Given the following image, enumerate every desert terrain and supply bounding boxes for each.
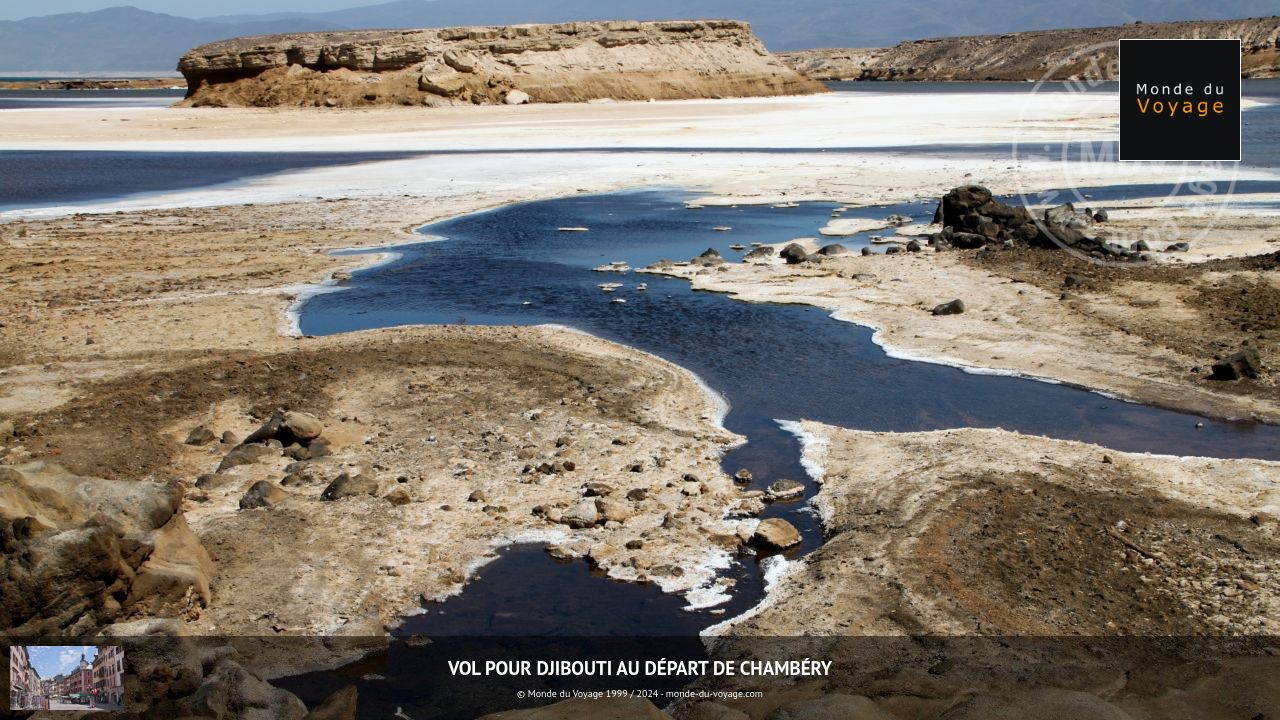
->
[2,69,1278,718]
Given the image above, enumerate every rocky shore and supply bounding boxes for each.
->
[781,15,1280,81]
[642,186,1280,424]
[177,20,823,108]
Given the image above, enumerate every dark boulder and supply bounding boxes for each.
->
[1210,348,1263,381]
[906,239,922,252]
[1166,242,1190,252]
[818,243,849,256]
[780,243,809,264]
[932,299,966,316]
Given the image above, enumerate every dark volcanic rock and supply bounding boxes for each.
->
[1210,348,1263,381]
[818,243,849,256]
[780,243,810,264]
[932,299,967,316]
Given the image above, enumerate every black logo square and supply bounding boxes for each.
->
[1120,38,1241,162]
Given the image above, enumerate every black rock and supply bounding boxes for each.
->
[1165,242,1190,252]
[818,243,849,256]
[885,245,902,255]
[780,243,809,264]
[1210,348,1263,381]
[932,299,966,316]
[860,247,874,256]
[906,240,923,252]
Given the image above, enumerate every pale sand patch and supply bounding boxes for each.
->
[818,217,891,236]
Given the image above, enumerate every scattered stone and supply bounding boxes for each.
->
[1165,242,1190,252]
[885,245,902,255]
[320,473,379,501]
[468,489,488,503]
[1131,239,1149,251]
[560,499,600,528]
[861,247,874,256]
[766,479,805,501]
[780,243,809,264]
[596,497,631,523]
[1210,348,1263,381]
[1094,209,1109,222]
[185,425,217,446]
[243,410,286,445]
[734,468,753,483]
[906,239,922,252]
[752,518,802,550]
[625,539,645,550]
[286,444,311,461]
[239,481,288,510]
[384,488,412,506]
[0,418,13,437]
[626,488,648,501]
[504,89,530,105]
[583,482,616,497]
[283,411,324,441]
[817,243,849,256]
[744,246,774,261]
[932,299,966,316]
[220,430,239,445]
[218,443,280,472]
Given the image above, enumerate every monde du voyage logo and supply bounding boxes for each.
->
[1120,38,1242,161]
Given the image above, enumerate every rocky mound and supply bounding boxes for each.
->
[0,461,212,636]
[928,184,1142,260]
[781,16,1280,81]
[177,20,824,108]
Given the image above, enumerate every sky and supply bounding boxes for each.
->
[0,1,378,21]
[24,646,98,680]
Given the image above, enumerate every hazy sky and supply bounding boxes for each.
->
[1,1,380,21]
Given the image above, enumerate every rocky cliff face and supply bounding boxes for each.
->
[177,20,824,108]
[781,16,1280,81]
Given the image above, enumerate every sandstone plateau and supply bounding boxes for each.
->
[177,20,824,108]
[781,16,1280,81]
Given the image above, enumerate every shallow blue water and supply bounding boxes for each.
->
[296,190,1280,645]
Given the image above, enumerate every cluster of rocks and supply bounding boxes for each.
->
[192,409,412,509]
[0,461,212,636]
[1210,347,1264,381]
[96,619,356,720]
[927,185,1139,259]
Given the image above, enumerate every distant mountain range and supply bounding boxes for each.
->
[3,0,1278,73]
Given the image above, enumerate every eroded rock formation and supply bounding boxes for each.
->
[781,16,1280,81]
[0,461,212,636]
[177,20,824,108]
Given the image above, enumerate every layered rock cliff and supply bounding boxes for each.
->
[177,20,824,107]
[781,16,1280,81]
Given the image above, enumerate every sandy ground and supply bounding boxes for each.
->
[681,422,1280,720]
[643,210,1280,423]
[0,198,757,676]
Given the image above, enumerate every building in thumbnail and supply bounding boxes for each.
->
[8,646,43,709]
[93,646,125,706]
